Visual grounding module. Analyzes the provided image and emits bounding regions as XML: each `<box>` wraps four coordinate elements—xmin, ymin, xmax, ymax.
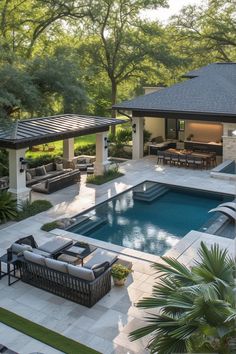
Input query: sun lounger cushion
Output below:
<box><xmin>38</xmin><ymin>236</ymin><xmax>72</xmax><ymax>254</ymax></box>
<box><xmin>45</xmin><ymin>258</ymin><xmax>68</xmax><ymax>273</ymax></box>
<box><xmin>23</xmin><ymin>250</ymin><xmax>46</xmax><ymax>266</ymax></box>
<box><xmin>12</xmin><ymin>243</ymin><xmax>32</xmax><ymax>255</ymax></box>
<box><xmin>84</xmin><ymin>249</ymin><xmax>117</xmax><ymax>269</ymax></box>
<box><xmin>67</xmin><ymin>264</ymin><xmax>95</xmax><ymax>281</ymax></box>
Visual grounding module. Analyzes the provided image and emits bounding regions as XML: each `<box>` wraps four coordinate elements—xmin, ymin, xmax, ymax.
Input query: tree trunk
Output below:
<box><xmin>110</xmin><ymin>79</ymin><xmax>117</xmax><ymax>136</ymax></box>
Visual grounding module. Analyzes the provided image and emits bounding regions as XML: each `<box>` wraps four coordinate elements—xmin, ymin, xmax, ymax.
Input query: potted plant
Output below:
<box><xmin>111</xmin><ymin>263</ymin><xmax>132</xmax><ymax>286</ymax></box>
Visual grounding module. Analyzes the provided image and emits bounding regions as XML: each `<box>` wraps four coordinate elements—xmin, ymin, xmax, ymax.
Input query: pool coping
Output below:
<box><xmin>51</xmin><ymin>227</ymin><xmax>230</xmax><ymax>264</ymax></box>
<box><xmin>57</xmin><ymin>181</ymin><xmax>234</xmax><ymax>263</ymax></box>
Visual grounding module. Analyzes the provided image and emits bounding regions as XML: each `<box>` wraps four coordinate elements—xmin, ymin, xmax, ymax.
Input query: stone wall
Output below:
<box><xmin>223</xmin><ymin>123</ymin><xmax>236</xmax><ymax>161</ymax></box>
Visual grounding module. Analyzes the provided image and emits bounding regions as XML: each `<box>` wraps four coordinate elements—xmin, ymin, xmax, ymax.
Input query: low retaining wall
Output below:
<box><xmin>211</xmin><ymin>160</ymin><xmax>236</xmax><ymax>181</ymax></box>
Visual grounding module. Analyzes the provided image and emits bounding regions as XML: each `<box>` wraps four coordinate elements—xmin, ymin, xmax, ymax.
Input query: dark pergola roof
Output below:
<box><xmin>0</xmin><ymin>114</ymin><xmax>127</xmax><ymax>149</ymax></box>
<box><xmin>113</xmin><ymin>63</ymin><xmax>236</xmax><ymax>123</ymax></box>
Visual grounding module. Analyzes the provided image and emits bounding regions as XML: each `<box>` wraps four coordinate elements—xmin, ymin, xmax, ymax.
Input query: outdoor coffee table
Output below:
<box><xmin>0</xmin><ymin>254</ymin><xmax>20</xmax><ymax>286</ymax></box>
<box><xmin>61</xmin><ymin>242</ymin><xmax>97</xmax><ymax>266</ymax></box>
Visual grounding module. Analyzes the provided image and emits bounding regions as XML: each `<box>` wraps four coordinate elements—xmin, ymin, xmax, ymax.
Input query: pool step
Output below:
<box><xmin>133</xmin><ymin>184</ymin><xmax>169</xmax><ymax>202</ymax></box>
<box><xmin>73</xmin><ymin>216</ymin><xmax>107</xmax><ymax>235</ymax></box>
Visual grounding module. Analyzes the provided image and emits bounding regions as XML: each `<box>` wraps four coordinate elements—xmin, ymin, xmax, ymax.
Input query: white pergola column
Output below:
<box><xmin>94</xmin><ymin>132</ymin><xmax>110</xmax><ymax>175</ymax></box>
<box><xmin>7</xmin><ymin>148</ymin><xmax>30</xmax><ymax>203</ymax></box>
<box><xmin>63</xmin><ymin>138</ymin><xmax>74</xmax><ymax>161</ymax></box>
<box><xmin>132</xmin><ymin>116</ymin><xmax>144</xmax><ymax>160</ymax></box>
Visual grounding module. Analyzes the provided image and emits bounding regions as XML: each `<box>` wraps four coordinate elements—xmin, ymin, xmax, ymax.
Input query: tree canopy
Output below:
<box><xmin>0</xmin><ymin>0</ymin><xmax>235</xmax><ymax>122</ymax></box>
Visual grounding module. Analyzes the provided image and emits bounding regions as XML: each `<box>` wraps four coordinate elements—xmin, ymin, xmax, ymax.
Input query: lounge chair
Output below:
<box><xmin>84</xmin><ymin>248</ymin><xmax>118</xmax><ymax>269</ymax></box>
<box><xmin>208</xmin><ymin>206</ymin><xmax>236</xmax><ymax>221</ymax></box>
<box><xmin>12</xmin><ymin>235</ymin><xmax>73</xmax><ymax>258</ymax></box>
<box><xmin>218</xmin><ymin>202</ymin><xmax>236</xmax><ymax>211</ymax></box>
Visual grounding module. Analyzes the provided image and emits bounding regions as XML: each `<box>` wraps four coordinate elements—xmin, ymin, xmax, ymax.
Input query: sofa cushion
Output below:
<box><xmin>12</xmin><ymin>243</ymin><xmax>32</xmax><ymax>255</ymax></box>
<box><xmin>91</xmin><ymin>261</ymin><xmax>110</xmax><ymax>278</ymax></box>
<box><xmin>35</xmin><ymin>165</ymin><xmax>47</xmax><ymax>176</ymax></box>
<box><xmin>32</xmin><ymin>248</ymin><xmax>51</xmax><ymax>257</ymax></box>
<box><xmin>45</xmin><ymin>163</ymin><xmax>54</xmax><ymax>172</ymax></box>
<box><xmin>45</xmin><ymin>258</ymin><xmax>68</xmax><ymax>273</ymax></box>
<box><xmin>84</xmin><ymin>249</ymin><xmax>117</xmax><ymax>269</ymax></box>
<box><xmin>23</xmin><ymin>250</ymin><xmax>46</xmax><ymax>266</ymax></box>
<box><xmin>67</xmin><ymin>264</ymin><xmax>95</xmax><ymax>281</ymax></box>
<box><xmin>56</xmin><ymin>163</ymin><xmax>63</xmax><ymax>171</ymax></box>
<box><xmin>28</xmin><ymin>168</ymin><xmax>36</xmax><ymax>178</ymax></box>
<box><xmin>38</xmin><ymin>236</ymin><xmax>73</xmax><ymax>254</ymax></box>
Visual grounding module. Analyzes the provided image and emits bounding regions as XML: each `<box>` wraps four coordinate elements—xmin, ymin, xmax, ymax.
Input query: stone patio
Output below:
<box><xmin>0</xmin><ymin>157</ymin><xmax>235</xmax><ymax>354</ymax></box>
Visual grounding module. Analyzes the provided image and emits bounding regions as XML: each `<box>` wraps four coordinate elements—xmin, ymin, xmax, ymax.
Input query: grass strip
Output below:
<box><xmin>0</xmin><ymin>307</ymin><xmax>100</xmax><ymax>354</ymax></box>
<box><xmin>87</xmin><ymin>171</ymin><xmax>124</xmax><ymax>185</ymax></box>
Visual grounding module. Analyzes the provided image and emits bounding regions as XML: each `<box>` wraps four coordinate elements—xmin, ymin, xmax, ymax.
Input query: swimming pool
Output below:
<box><xmin>69</xmin><ymin>182</ymin><xmax>233</xmax><ymax>256</ymax></box>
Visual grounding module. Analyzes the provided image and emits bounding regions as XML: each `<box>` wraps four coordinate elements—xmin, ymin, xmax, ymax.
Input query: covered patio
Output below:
<box><xmin>0</xmin><ymin>114</ymin><xmax>126</xmax><ymax>202</ymax></box>
<box><xmin>114</xmin><ymin>63</ymin><xmax>236</xmax><ymax>162</ymax></box>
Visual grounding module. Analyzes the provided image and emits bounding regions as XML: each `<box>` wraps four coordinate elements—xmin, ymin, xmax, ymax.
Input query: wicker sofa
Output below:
<box><xmin>20</xmin><ymin>250</ymin><xmax>112</xmax><ymax>307</ymax></box>
<box><xmin>31</xmin><ymin>169</ymin><xmax>81</xmax><ymax>194</ymax></box>
<box><xmin>26</xmin><ymin>162</ymin><xmax>73</xmax><ymax>187</ymax></box>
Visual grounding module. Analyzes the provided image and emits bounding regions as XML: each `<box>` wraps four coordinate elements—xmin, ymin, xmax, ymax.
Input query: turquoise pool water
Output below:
<box><xmin>69</xmin><ymin>182</ymin><xmax>232</xmax><ymax>256</ymax></box>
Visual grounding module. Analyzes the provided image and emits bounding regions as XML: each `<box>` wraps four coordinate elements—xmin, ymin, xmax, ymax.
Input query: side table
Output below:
<box><xmin>61</xmin><ymin>242</ymin><xmax>97</xmax><ymax>266</ymax></box>
<box><xmin>0</xmin><ymin>254</ymin><xmax>21</xmax><ymax>286</ymax></box>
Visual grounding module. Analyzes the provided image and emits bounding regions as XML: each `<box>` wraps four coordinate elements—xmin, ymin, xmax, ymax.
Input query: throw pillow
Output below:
<box><xmin>56</xmin><ymin>163</ymin><xmax>63</xmax><ymax>171</ymax></box>
<box><xmin>35</xmin><ymin>165</ymin><xmax>47</xmax><ymax>176</ymax></box>
<box><xmin>26</xmin><ymin>172</ymin><xmax>32</xmax><ymax>181</ymax></box>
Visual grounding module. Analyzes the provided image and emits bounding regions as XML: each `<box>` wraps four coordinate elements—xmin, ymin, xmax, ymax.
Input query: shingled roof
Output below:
<box><xmin>113</xmin><ymin>63</ymin><xmax>236</xmax><ymax>122</ymax></box>
<box><xmin>0</xmin><ymin>114</ymin><xmax>127</xmax><ymax>149</ymax></box>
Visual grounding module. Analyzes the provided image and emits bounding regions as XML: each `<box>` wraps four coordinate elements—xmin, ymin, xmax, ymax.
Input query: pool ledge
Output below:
<box><xmin>50</xmin><ymin>228</ymin><xmax>219</xmax><ymax>264</ymax></box>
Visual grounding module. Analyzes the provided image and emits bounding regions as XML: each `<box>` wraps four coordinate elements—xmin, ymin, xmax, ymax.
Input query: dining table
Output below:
<box><xmin>166</xmin><ymin>148</ymin><xmax>214</xmax><ymax>168</ymax></box>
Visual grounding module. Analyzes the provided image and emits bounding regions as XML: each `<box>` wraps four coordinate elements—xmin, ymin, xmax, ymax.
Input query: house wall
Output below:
<box><xmin>144</xmin><ymin>87</ymin><xmax>165</xmax><ymax>139</ymax></box>
<box><xmin>144</xmin><ymin>117</ymin><xmax>165</xmax><ymax>139</ymax></box>
<box><xmin>185</xmin><ymin>121</ymin><xmax>223</xmax><ymax>143</ymax></box>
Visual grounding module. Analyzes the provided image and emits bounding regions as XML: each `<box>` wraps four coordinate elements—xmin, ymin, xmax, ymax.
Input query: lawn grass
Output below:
<box><xmin>26</xmin><ymin>134</ymin><xmax>96</xmax><ymax>158</ymax></box>
<box><xmin>0</xmin><ymin>307</ymin><xmax>100</xmax><ymax>354</ymax></box>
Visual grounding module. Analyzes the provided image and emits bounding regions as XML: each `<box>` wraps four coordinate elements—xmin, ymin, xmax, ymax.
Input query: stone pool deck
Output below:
<box><xmin>0</xmin><ymin>157</ymin><xmax>235</xmax><ymax>353</ymax></box>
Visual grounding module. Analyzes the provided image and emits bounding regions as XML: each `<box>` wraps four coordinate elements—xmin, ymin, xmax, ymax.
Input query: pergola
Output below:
<box><xmin>0</xmin><ymin>114</ymin><xmax>127</xmax><ymax>202</ymax></box>
<box><xmin>113</xmin><ymin>63</ymin><xmax>236</xmax><ymax>160</ymax></box>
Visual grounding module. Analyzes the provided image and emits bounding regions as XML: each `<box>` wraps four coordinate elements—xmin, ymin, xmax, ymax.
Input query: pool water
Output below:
<box><xmin>69</xmin><ymin>182</ymin><xmax>232</xmax><ymax>256</ymax></box>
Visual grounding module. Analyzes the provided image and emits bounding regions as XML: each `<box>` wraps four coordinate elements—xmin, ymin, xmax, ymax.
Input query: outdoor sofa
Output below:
<box><xmin>26</xmin><ymin>162</ymin><xmax>74</xmax><ymax>187</ymax></box>
<box><xmin>31</xmin><ymin>169</ymin><xmax>81</xmax><ymax>194</ymax></box>
<box><xmin>11</xmin><ymin>235</ymin><xmax>117</xmax><ymax>307</ymax></box>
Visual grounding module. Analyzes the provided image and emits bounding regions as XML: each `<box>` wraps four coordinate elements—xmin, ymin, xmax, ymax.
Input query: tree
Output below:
<box><xmin>172</xmin><ymin>0</ymin><xmax>236</xmax><ymax>62</ymax></box>
<box><xmin>77</xmin><ymin>0</ymin><xmax>168</xmax><ymax>133</ymax></box>
<box><xmin>0</xmin><ymin>0</ymin><xmax>91</xmax><ymax>62</ymax></box>
<box><xmin>0</xmin><ymin>64</ymin><xmax>40</xmax><ymax>119</ymax></box>
<box><xmin>29</xmin><ymin>48</ymin><xmax>87</xmax><ymax>115</ymax></box>
<box><xmin>130</xmin><ymin>242</ymin><xmax>236</xmax><ymax>354</ymax></box>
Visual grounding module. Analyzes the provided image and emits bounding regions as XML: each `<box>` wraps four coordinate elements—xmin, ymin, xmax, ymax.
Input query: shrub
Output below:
<box><xmin>0</xmin><ymin>191</ymin><xmax>17</xmax><ymax>224</ymax></box>
<box><xmin>26</xmin><ymin>154</ymin><xmax>57</xmax><ymax>168</ymax></box>
<box><xmin>0</xmin><ymin>149</ymin><xmax>9</xmax><ymax>177</ymax></box>
<box><xmin>17</xmin><ymin>199</ymin><xmax>52</xmax><ymax>220</ymax></box>
<box><xmin>41</xmin><ymin>221</ymin><xmax>60</xmax><ymax>232</ymax></box>
<box><xmin>86</xmin><ymin>167</ymin><xmax>124</xmax><ymax>185</ymax></box>
<box><xmin>130</xmin><ymin>242</ymin><xmax>236</xmax><ymax>354</ymax></box>
<box><xmin>74</xmin><ymin>144</ymin><xmax>96</xmax><ymax>156</ymax></box>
